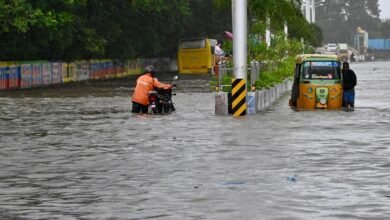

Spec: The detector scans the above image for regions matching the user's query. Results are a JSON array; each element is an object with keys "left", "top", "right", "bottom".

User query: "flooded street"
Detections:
[{"left": 1, "top": 61, "right": 390, "bottom": 219}]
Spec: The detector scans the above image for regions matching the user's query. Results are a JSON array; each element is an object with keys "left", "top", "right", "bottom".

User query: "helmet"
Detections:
[{"left": 144, "top": 65, "right": 157, "bottom": 77}]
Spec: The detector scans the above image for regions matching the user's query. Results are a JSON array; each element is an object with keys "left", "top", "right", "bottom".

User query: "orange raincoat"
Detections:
[{"left": 132, "top": 73, "right": 172, "bottom": 106}]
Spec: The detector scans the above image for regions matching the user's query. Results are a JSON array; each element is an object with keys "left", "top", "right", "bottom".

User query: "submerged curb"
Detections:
[{"left": 256, "top": 79, "right": 292, "bottom": 111}]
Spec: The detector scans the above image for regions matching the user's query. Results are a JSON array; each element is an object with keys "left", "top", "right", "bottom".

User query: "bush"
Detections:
[
  {"left": 210, "top": 32, "right": 314, "bottom": 91},
  {"left": 255, "top": 57, "right": 295, "bottom": 89},
  {"left": 252, "top": 32, "right": 309, "bottom": 90}
]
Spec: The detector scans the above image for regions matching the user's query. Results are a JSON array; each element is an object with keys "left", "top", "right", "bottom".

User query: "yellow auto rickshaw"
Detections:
[{"left": 289, "top": 54, "right": 343, "bottom": 110}]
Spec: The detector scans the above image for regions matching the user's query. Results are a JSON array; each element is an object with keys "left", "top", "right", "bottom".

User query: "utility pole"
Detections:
[
  {"left": 231, "top": 0, "right": 247, "bottom": 116},
  {"left": 305, "top": 0, "right": 311, "bottom": 23},
  {"left": 303, "top": 0, "right": 317, "bottom": 23},
  {"left": 266, "top": 17, "right": 271, "bottom": 47},
  {"left": 312, "top": 0, "right": 316, "bottom": 23}
]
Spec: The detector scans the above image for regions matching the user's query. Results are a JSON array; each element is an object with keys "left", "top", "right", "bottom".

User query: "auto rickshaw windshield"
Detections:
[{"left": 302, "top": 61, "right": 341, "bottom": 80}]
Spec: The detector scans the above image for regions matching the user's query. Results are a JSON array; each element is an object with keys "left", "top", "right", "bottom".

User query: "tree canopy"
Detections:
[
  {"left": 0, "top": 0, "right": 322, "bottom": 61},
  {"left": 215, "top": 0, "right": 322, "bottom": 46}
]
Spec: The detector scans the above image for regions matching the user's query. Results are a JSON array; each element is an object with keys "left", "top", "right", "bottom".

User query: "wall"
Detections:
[{"left": 368, "top": 39, "right": 390, "bottom": 50}]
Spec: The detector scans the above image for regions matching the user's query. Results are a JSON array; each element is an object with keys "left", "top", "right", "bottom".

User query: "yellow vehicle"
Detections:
[
  {"left": 289, "top": 54, "right": 343, "bottom": 110},
  {"left": 177, "top": 38, "right": 216, "bottom": 74}
]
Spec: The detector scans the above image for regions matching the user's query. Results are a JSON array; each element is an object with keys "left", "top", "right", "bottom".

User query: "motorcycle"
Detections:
[{"left": 148, "top": 76, "right": 178, "bottom": 114}]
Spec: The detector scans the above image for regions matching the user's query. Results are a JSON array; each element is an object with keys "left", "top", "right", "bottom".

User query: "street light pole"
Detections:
[
  {"left": 305, "top": 0, "right": 310, "bottom": 23},
  {"left": 232, "top": 0, "right": 247, "bottom": 80},
  {"left": 231, "top": 0, "right": 248, "bottom": 116},
  {"left": 313, "top": 0, "right": 325, "bottom": 23},
  {"left": 312, "top": 0, "right": 315, "bottom": 23}
]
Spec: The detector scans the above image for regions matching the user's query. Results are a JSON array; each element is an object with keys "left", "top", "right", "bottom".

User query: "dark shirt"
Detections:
[{"left": 342, "top": 69, "right": 357, "bottom": 91}]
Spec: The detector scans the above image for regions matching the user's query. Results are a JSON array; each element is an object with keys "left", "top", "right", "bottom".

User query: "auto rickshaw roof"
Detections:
[{"left": 295, "top": 54, "right": 340, "bottom": 64}]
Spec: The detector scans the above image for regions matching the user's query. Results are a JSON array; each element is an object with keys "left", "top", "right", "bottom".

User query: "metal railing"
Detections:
[{"left": 216, "top": 60, "right": 261, "bottom": 92}]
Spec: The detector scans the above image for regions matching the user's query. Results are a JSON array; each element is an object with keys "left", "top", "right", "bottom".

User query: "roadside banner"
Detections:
[
  {"left": 42, "top": 62, "right": 52, "bottom": 85},
  {"left": 0, "top": 66, "right": 9, "bottom": 90},
  {"left": 89, "top": 60, "right": 101, "bottom": 80},
  {"left": 75, "top": 61, "right": 90, "bottom": 81},
  {"left": 20, "top": 63, "right": 32, "bottom": 89},
  {"left": 8, "top": 63, "right": 21, "bottom": 89},
  {"left": 51, "top": 62, "right": 62, "bottom": 84},
  {"left": 32, "top": 62, "right": 43, "bottom": 87}
]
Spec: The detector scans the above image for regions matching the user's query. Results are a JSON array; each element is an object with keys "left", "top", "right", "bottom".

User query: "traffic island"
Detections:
[{"left": 215, "top": 79, "right": 292, "bottom": 115}]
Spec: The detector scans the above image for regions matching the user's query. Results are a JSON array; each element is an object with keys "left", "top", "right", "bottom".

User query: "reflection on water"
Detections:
[{"left": 1, "top": 62, "right": 390, "bottom": 219}]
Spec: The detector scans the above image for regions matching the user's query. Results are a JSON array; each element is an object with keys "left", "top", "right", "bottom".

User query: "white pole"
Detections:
[
  {"left": 266, "top": 16, "right": 271, "bottom": 47},
  {"left": 305, "top": 0, "right": 311, "bottom": 23},
  {"left": 312, "top": 0, "right": 316, "bottom": 23},
  {"left": 232, "top": 0, "right": 247, "bottom": 79},
  {"left": 284, "top": 22, "right": 288, "bottom": 41}
]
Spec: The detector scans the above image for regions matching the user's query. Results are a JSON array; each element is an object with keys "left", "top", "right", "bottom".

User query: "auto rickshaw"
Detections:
[{"left": 289, "top": 54, "right": 343, "bottom": 110}]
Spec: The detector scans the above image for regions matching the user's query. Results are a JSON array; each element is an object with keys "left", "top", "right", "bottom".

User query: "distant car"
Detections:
[
  {"left": 326, "top": 43, "right": 337, "bottom": 52},
  {"left": 337, "top": 49, "right": 349, "bottom": 62}
]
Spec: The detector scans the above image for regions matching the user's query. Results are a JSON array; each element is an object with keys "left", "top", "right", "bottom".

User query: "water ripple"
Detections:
[{"left": 1, "top": 62, "right": 390, "bottom": 219}]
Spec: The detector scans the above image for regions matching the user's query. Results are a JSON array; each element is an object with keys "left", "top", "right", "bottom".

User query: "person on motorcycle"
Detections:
[
  {"left": 131, "top": 66, "right": 173, "bottom": 113},
  {"left": 342, "top": 62, "right": 357, "bottom": 108}
]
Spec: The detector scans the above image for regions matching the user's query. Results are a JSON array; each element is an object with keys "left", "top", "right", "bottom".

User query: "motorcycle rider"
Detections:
[{"left": 131, "top": 66, "right": 173, "bottom": 113}]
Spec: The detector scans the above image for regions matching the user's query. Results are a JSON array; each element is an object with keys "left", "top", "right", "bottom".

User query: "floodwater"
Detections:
[{"left": 1, "top": 61, "right": 390, "bottom": 220}]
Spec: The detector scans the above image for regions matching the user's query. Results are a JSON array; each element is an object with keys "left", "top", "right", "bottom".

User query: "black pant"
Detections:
[{"left": 132, "top": 102, "right": 148, "bottom": 113}]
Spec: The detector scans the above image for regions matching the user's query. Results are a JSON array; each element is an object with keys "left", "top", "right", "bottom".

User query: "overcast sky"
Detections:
[{"left": 378, "top": 0, "right": 390, "bottom": 19}]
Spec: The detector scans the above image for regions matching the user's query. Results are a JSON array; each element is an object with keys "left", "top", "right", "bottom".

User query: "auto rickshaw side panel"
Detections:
[
  {"left": 327, "top": 84, "right": 343, "bottom": 109},
  {"left": 296, "top": 83, "right": 316, "bottom": 109}
]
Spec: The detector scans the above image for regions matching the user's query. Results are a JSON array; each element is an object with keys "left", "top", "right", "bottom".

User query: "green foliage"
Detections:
[
  {"left": 183, "top": 0, "right": 231, "bottom": 40},
  {"left": 210, "top": 33, "right": 301, "bottom": 92},
  {"left": 246, "top": 0, "right": 322, "bottom": 47},
  {"left": 0, "top": 0, "right": 324, "bottom": 63},
  {"left": 210, "top": 73, "right": 233, "bottom": 92},
  {"left": 254, "top": 56, "right": 295, "bottom": 89},
  {"left": 9, "top": 0, "right": 385, "bottom": 63},
  {"left": 0, "top": 0, "right": 231, "bottom": 61},
  {"left": 249, "top": 0, "right": 301, "bottom": 28},
  {"left": 216, "top": 0, "right": 307, "bottom": 40},
  {"left": 0, "top": 0, "right": 37, "bottom": 33},
  {"left": 249, "top": 32, "right": 302, "bottom": 89},
  {"left": 211, "top": 0, "right": 317, "bottom": 92}
]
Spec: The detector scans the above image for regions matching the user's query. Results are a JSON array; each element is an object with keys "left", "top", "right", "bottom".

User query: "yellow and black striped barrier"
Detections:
[{"left": 231, "top": 78, "right": 247, "bottom": 116}]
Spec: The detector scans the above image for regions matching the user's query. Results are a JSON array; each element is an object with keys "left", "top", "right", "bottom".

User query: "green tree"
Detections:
[
  {"left": 0, "top": 0, "right": 309, "bottom": 61},
  {"left": 0, "top": 0, "right": 85, "bottom": 60},
  {"left": 0, "top": 0, "right": 40, "bottom": 33},
  {"left": 183, "top": 0, "right": 232, "bottom": 40},
  {"left": 214, "top": 0, "right": 319, "bottom": 45}
]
